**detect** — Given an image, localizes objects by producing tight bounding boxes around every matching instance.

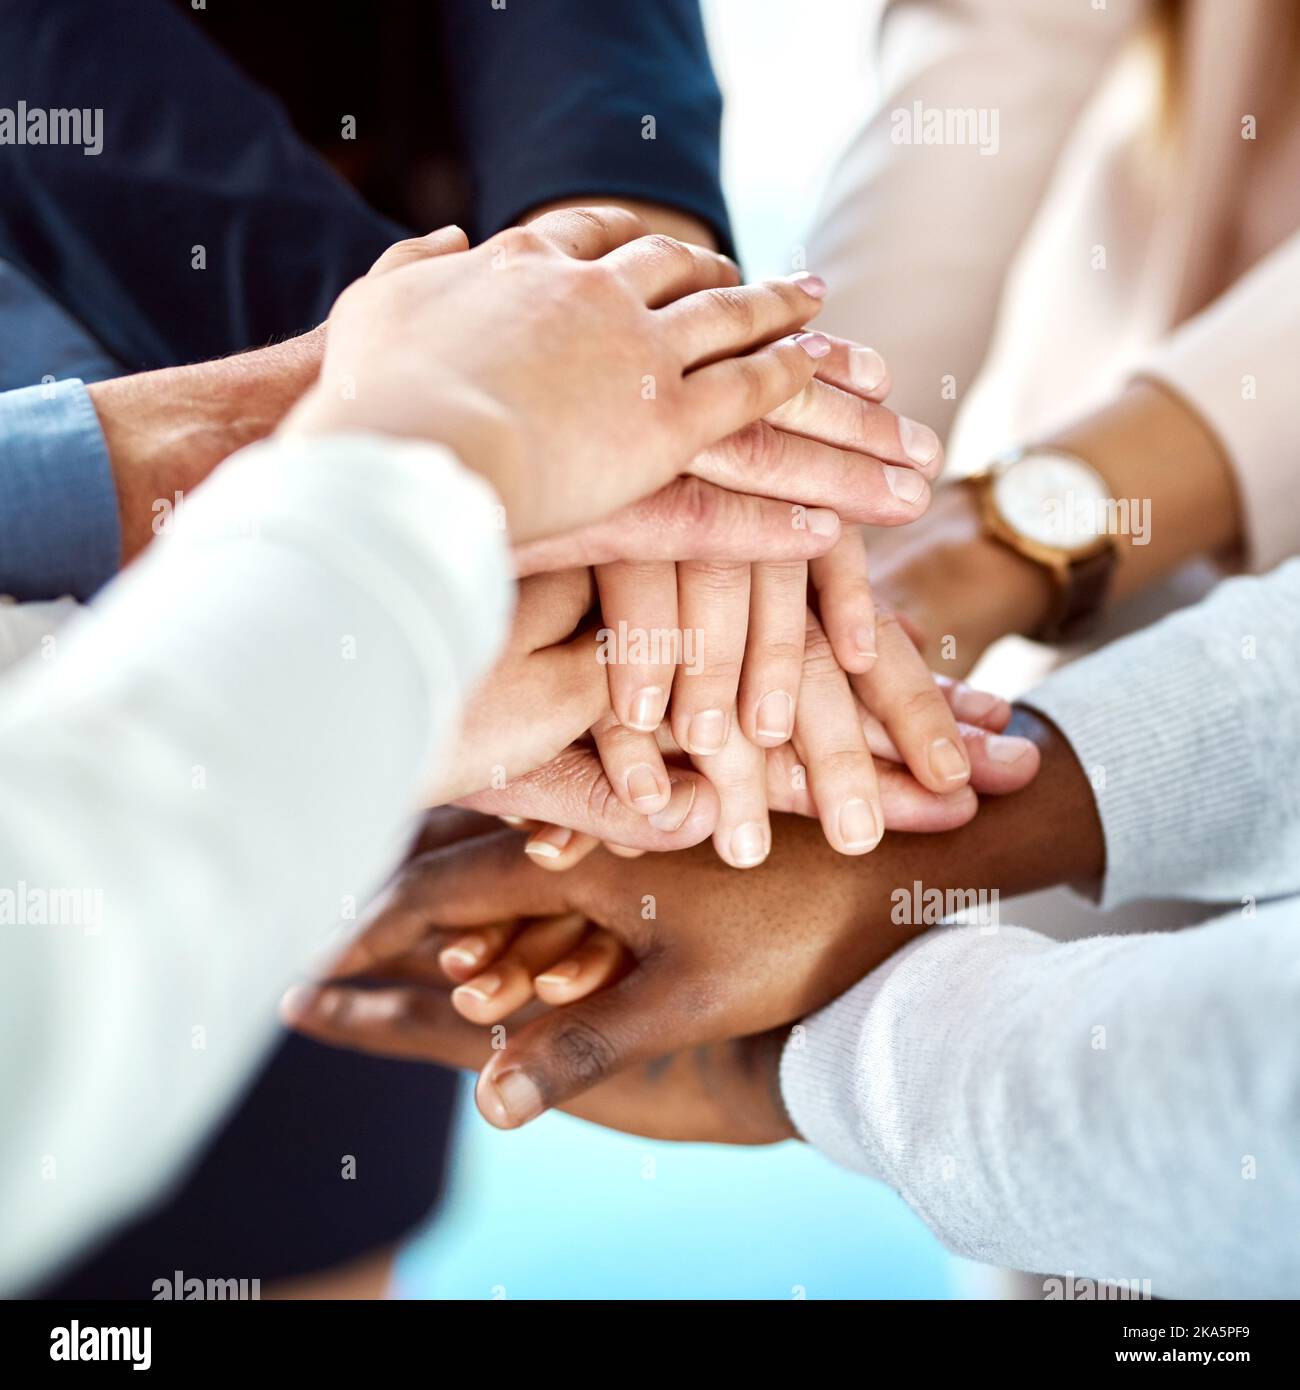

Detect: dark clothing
[2,0,727,1296]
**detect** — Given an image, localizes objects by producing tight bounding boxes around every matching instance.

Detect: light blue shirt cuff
[0,379,120,601]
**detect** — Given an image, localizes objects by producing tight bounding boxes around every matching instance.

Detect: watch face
[991,453,1109,554]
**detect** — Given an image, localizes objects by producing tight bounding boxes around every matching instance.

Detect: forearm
[1043,377,1242,600]
[874,378,1245,665]
[89,329,325,563]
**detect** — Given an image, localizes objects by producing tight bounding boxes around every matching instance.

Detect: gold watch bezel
[966,454,1115,581]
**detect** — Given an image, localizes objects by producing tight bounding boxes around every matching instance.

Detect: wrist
[864,704,1102,912]
[878,483,1055,665]
[92,328,325,563]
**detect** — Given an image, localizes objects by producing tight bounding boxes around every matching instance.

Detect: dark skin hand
[286,707,1102,1142]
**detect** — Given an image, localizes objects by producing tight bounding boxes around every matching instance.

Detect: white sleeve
[0,430,512,1293]
[1023,558,1300,911]
[809,0,1142,433]
[781,908,1300,1298]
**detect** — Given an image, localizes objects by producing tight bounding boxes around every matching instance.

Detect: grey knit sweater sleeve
[1024,557,1300,910]
[780,560,1300,1296]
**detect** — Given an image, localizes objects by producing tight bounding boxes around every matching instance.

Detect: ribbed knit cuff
[1022,616,1260,911]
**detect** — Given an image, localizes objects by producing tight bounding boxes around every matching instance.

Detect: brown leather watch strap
[1032,545,1117,644]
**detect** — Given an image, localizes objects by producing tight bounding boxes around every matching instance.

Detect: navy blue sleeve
[439,0,733,251]
[0,0,403,373]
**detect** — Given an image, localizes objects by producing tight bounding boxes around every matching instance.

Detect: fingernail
[788,271,828,299]
[279,983,318,1022]
[951,684,1000,723]
[794,331,831,359]
[807,507,839,536]
[850,346,887,393]
[884,463,926,504]
[755,690,794,742]
[498,815,527,828]
[441,937,486,971]
[453,971,502,1004]
[536,959,582,986]
[628,685,666,733]
[986,733,1033,764]
[855,623,877,661]
[685,708,727,754]
[838,797,882,852]
[626,762,666,807]
[485,1069,545,1127]
[525,825,573,859]
[929,736,971,783]
[729,820,770,868]
[649,777,696,832]
[898,416,940,467]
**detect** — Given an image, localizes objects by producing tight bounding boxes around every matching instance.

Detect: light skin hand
[284,706,1098,1135]
[88,226,476,568]
[425,569,608,807]
[281,206,833,543]
[486,656,1034,872]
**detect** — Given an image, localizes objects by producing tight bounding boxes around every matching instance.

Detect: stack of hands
[276,206,1041,1135]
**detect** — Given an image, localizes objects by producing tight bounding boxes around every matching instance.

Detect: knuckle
[586,204,648,239]
[900,685,951,724]
[581,768,620,827]
[708,284,757,334]
[492,224,545,259]
[374,237,429,268]
[751,634,805,668]
[671,476,725,536]
[734,355,771,414]
[687,653,743,688]
[733,419,790,481]
[810,747,871,779]
[679,558,749,597]
[801,640,842,681]
[551,1016,620,1088]
[643,232,693,266]
[765,276,808,315]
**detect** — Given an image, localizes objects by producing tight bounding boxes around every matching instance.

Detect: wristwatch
[964,448,1118,643]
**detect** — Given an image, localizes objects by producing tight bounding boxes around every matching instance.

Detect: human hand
[284,811,947,1130]
[280,206,835,543]
[577,551,1018,867]
[480,651,1037,868]
[286,703,1084,1131]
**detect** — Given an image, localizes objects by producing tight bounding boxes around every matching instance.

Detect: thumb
[461,746,719,853]
[512,477,841,576]
[366,225,470,276]
[473,967,680,1128]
